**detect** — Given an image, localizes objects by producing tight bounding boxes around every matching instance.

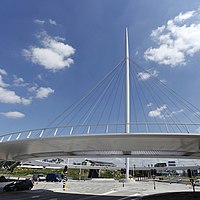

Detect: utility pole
[125,27,130,180]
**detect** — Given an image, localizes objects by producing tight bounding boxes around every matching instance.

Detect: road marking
[132,193,141,196]
[32,195,40,198]
[76,190,116,200]
[101,190,116,195]
[117,193,142,200]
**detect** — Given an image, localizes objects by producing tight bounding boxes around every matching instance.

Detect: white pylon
[125,27,130,180]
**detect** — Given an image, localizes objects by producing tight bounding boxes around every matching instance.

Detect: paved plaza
[0,179,200,200]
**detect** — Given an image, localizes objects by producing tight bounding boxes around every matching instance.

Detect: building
[82,159,116,167]
[168,161,176,167]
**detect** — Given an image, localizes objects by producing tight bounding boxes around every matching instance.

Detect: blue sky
[1,0,200,135]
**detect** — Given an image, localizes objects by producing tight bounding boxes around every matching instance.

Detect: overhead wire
[131,60,200,121]
[116,66,125,132]
[44,52,200,136]
[46,59,125,129]
[130,60,165,133]
[130,65,152,132]
[45,60,125,136]
[80,60,125,134]
[92,61,125,133]
[131,59,200,132]
[131,59,183,133]
[67,62,123,134]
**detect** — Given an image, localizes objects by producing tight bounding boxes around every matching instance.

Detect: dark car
[46,173,62,182]
[194,179,200,186]
[3,179,33,192]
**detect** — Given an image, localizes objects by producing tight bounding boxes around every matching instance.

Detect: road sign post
[63,165,68,190]
[150,169,156,190]
[188,169,195,192]
[153,176,156,190]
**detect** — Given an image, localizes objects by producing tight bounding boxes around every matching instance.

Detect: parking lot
[0,179,200,200]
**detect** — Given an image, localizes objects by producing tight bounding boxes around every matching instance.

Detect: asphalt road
[0,190,140,200]
[1,190,200,200]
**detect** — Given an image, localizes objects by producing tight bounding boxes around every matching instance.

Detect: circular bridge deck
[0,124,200,161]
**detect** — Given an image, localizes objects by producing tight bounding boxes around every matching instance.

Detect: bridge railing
[0,122,200,143]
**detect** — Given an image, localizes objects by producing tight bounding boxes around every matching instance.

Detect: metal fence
[0,122,200,143]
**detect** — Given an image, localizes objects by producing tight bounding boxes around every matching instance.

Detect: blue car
[46,173,62,182]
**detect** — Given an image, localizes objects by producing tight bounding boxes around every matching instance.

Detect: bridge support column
[125,157,129,180]
[125,28,130,180]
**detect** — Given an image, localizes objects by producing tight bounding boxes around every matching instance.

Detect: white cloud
[148,104,167,118]
[0,68,9,87]
[21,98,32,105]
[174,11,196,23]
[138,69,158,81]
[146,102,153,107]
[36,87,54,99]
[49,19,57,25]
[0,68,7,75]
[144,10,200,66]
[28,85,55,100]
[148,105,183,119]
[28,85,38,93]
[13,75,29,87]
[23,32,75,72]
[34,19,45,25]
[1,111,25,119]
[164,109,184,118]
[0,87,31,105]
[0,75,9,87]
[37,74,43,81]
[34,18,57,26]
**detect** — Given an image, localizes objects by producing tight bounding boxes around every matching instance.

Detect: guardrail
[0,122,200,143]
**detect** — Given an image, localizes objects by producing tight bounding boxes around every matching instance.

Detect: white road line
[32,195,40,199]
[117,193,142,200]
[76,190,116,200]
[132,193,141,196]
[101,190,116,195]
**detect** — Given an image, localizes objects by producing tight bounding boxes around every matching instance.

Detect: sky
[1,0,200,136]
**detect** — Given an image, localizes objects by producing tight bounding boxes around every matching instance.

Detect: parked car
[194,179,200,186]
[3,179,33,192]
[0,176,14,191]
[46,173,62,182]
[32,174,46,181]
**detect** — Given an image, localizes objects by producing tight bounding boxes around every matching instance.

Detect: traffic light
[150,169,157,176]
[187,169,192,178]
[120,168,126,174]
[63,165,68,174]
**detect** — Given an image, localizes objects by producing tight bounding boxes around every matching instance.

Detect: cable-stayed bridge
[1,29,200,179]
